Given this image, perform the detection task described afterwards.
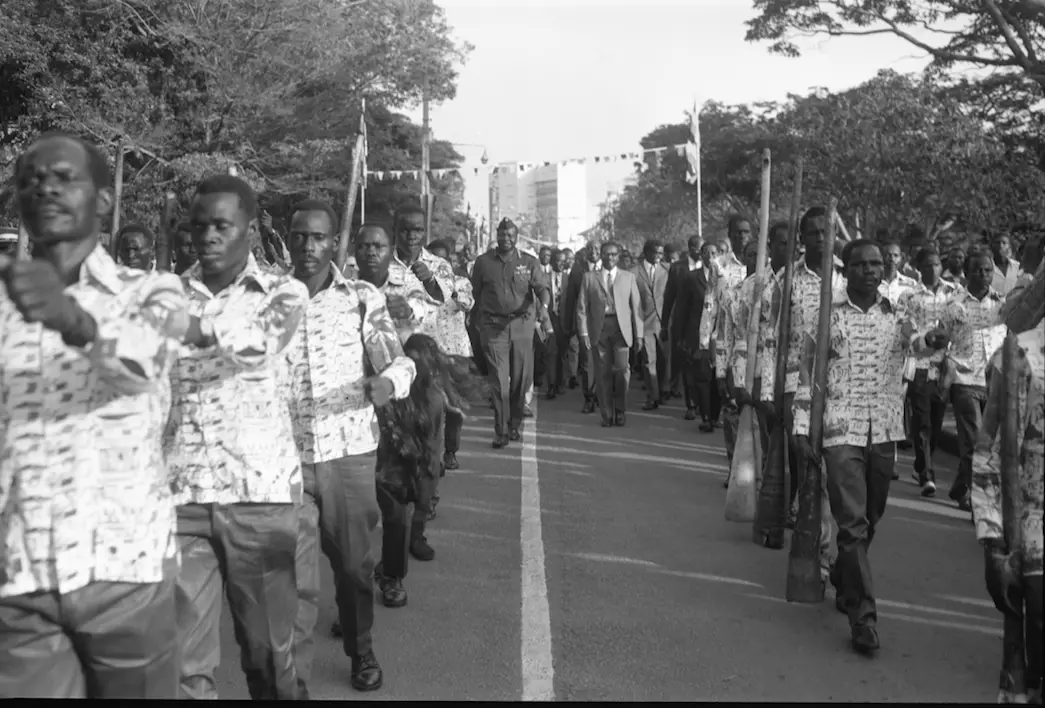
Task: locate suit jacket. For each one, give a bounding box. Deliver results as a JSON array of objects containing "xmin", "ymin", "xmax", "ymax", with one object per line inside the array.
[
  {"xmin": 576, "ymin": 268, "xmax": 643, "ymax": 349},
  {"xmin": 634, "ymin": 260, "xmax": 670, "ymax": 331},
  {"xmin": 562, "ymin": 260, "xmax": 594, "ymax": 337},
  {"xmin": 674, "ymin": 266, "xmax": 713, "ymax": 353},
  {"xmin": 663, "ymin": 257, "xmax": 697, "ymax": 336}
]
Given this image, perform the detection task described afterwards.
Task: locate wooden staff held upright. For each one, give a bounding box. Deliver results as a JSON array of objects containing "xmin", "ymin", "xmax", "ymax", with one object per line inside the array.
[
  {"xmin": 753, "ymin": 156, "xmax": 803, "ymax": 549},
  {"xmin": 786, "ymin": 196, "xmax": 838, "ymax": 603},
  {"xmin": 335, "ymin": 132, "xmax": 367, "ymax": 271},
  {"xmin": 155, "ymin": 192, "xmax": 177, "ymax": 272}
]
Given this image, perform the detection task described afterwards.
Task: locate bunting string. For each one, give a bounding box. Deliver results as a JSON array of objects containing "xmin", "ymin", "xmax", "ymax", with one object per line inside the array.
[{"xmin": 365, "ymin": 143, "xmax": 687, "ymax": 182}]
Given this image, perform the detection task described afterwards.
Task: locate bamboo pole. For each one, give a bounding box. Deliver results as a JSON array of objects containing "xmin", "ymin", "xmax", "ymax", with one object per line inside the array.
[
  {"xmin": 109, "ymin": 141, "xmax": 125, "ymax": 258},
  {"xmin": 156, "ymin": 192, "xmax": 177, "ymax": 272},
  {"xmin": 724, "ymin": 148, "xmax": 772, "ymax": 524},
  {"xmin": 17, "ymin": 224, "xmax": 30, "ymax": 261},
  {"xmin": 335, "ymin": 133, "xmax": 366, "ymax": 270},
  {"xmin": 786, "ymin": 196, "xmax": 838, "ymax": 603},
  {"xmin": 753, "ymin": 156, "xmax": 803, "ymax": 549}
]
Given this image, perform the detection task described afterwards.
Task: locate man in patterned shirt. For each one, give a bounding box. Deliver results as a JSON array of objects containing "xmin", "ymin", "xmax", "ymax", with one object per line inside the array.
[
  {"xmin": 0, "ymin": 133, "xmax": 190, "ymax": 698},
  {"xmin": 898, "ymin": 246, "xmax": 959, "ymax": 497},
  {"xmin": 284, "ymin": 200, "xmax": 416, "ymax": 694},
  {"xmin": 392, "ymin": 204, "xmax": 457, "ymax": 323},
  {"xmin": 938, "ymin": 249, "xmax": 1006, "ymax": 512},
  {"xmin": 356, "ymin": 225, "xmax": 433, "ymax": 343},
  {"xmin": 793, "ymin": 239, "xmax": 946, "ymax": 656},
  {"xmin": 165, "ymin": 175, "xmax": 309, "ymax": 699}
]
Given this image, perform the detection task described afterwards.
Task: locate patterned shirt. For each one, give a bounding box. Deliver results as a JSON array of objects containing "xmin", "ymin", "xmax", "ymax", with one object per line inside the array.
[
  {"xmin": 971, "ymin": 321, "xmax": 1044, "ymax": 577},
  {"xmin": 784, "ymin": 258, "xmax": 848, "ymax": 394},
  {"xmin": 714, "ymin": 274, "xmax": 746, "ymax": 379},
  {"xmin": 391, "ymin": 247, "xmax": 458, "ymax": 344},
  {"xmin": 897, "ymin": 279, "xmax": 959, "ymax": 380},
  {"xmin": 717, "ymin": 272, "xmax": 779, "ymax": 400},
  {"xmin": 793, "ymin": 294, "xmax": 922, "ymax": 448},
  {"xmin": 373, "ymin": 268, "xmax": 434, "ymax": 344},
  {"xmin": 164, "ymin": 254, "xmax": 309, "ymax": 506},
  {"xmin": 938, "ymin": 288, "xmax": 1006, "ymax": 388},
  {"xmin": 432, "ymin": 273, "xmax": 474, "ymax": 357},
  {"xmin": 1, "ymin": 246, "xmax": 189, "ymax": 598},
  {"xmin": 287, "ymin": 268, "xmax": 416, "ymax": 464},
  {"xmin": 878, "ymin": 271, "xmax": 919, "ymax": 306}
]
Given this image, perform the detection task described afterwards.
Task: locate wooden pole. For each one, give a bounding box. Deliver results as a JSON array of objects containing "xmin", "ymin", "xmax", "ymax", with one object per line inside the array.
[
  {"xmin": 109, "ymin": 140, "xmax": 125, "ymax": 258},
  {"xmin": 335, "ymin": 133, "xmax": 366, "ymax": 270},
  {"xmin": 156, "ymin": 192, "xmax": 177, "ymax": 272},
  {"xmin": 786, "ymin": 196, "xmax": 838, "ymax": 603},
  {"xmin": 725, "ymin": 148, "xmax": 772, "ymax": 524},
  {"xmin": 17, "ymin": 224, "xmax": 31, "ymax": 260},
  {"xmin": 753, "ymin": 156, "xmax": 804, "ymax": 549}
]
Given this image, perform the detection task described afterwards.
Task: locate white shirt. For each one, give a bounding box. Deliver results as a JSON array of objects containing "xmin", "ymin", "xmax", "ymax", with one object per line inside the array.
[{"xmin": 604, "ymin": 267, "xmax": 618, "ymax": 315}]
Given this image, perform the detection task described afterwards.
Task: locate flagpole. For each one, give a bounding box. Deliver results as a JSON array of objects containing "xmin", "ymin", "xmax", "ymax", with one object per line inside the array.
[
  {"xmin": 694, "ymin": 97, "xmax": 702, "ymax": 241},
  {"xmin": 360, "ymin": 99, "xmax": 367, "ymax": 225}
]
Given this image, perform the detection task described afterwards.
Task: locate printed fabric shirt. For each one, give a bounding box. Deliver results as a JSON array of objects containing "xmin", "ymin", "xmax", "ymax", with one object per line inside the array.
[
  {"xmin": 375, "ymin": 268, "xmax": 435, "ymax": 344},
  {"xmin": 971, "ymin": 320, "xmax": 1044, "ymax": 577},
  {"xmin": 784, "ymin": 258, "xmax": 848, "ymax": 395},
  {"xmin": 164, "ymin": 254, "xmax": 309, "ymax": 506},
  {"xmin": 390, "ymin": 248, "xmax": 458, "ymax": 345},
  {"xmin": 878, "ymin": 272, "xmax": 919, "ymax": 307},
  {"xmin": 431, "ymin": 273, "xmax": 474, "ymax": 357},
  {"xmin": 287, "ymin": 268, "xmax": 416, "ymax": 464},
  {"xmin": 793, "ymin": 294, "xmax": 924, "ymax": 448},
  {"xmin": 714, "ymin": 274, "xmax": 746, "ymax": 379},
  {"xmin": 897, "ymin": 279, "xmax": 959, "ymax": 381},
  {"xmin": 717, "ymin": 271, "xmax": 780, "ymax": 401},
  {"xmin": 1, "ymin": 245, "xmax": 189, "ymax": 598},
  {"xmin": 938, "ymin": 288, "xmax": 1006, "ymax": 389}
]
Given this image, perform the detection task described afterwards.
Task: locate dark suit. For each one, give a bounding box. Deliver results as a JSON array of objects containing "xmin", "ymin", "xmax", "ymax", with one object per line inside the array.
[
  {"xmin": 634, "ymin": 260, "xmax": 670, "ymax": 404},
  {"xmin": 576, "ymin": 268, "xmax": 643, "ymax": 421},
  {"xmin": 563, "ymin": 260, "xmax": 598, "ymax": 404},
  {"xmin": 662, "ymin": 258, "xmax": 696, "ymax": 406},
  {"xmin": 674, "ymin": 265, "xmax": 720, "ymax": 422}
]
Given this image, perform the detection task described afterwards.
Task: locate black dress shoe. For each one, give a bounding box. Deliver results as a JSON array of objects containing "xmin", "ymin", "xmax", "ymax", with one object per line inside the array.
[
  {"xmin": 547, "ymin": 390, "xmax": 557, "ymax": 400},
  {"xmin": 698, "ymin": 420, "xmax": 714, "ymax": 433},
  {"xmin": 614, "ymin": 410, "xmax": 626, "ymax": 426},
  {"xmin": 523, "ymin": 407, "xmax": 534, "ymax": 418},
  {"xmin": 351, "ymin": 649, "xmax": 383, "ymax": 691},
  {"xmin": 642, "ymin": 401, "xmax": 659, "ymax": 411},
  {"xmin": 379, "ymin": 575, "xmax": 407, "ymax": 608},
  {"xmin": 444, "ymin": 452, "xmax": 459, "ymax": 470},
  {"xmin": 568, "ymin": 377, "xmax": 578, "ymax": 389},
  {"xmin": 659, "ymin": 390, "xmax": 671, "ymax": 401},
  {"xmin": 851, "ymin": 625, "xmax": 880, "ymax": 654},
  {"xmin": 581, "ymin": 400, "xmax": 595, "ymax": 414},
  {"xmin": 601, "ymin": 417, "xmax": 613, "ymax": 427},
  {"xmin": 410, "ymin": 535, "xmax": 435, "ymax": 561},
  {"xmin": 683, "ymin": 408, "xmax": 697, "ymax": 421},
  {"xmin": 509, "ymin": 428, "xmax": 522, "ymax": 442},
  {"xmin": 492, "ymin": 435, "xmax": 509, "ymax": 449}
]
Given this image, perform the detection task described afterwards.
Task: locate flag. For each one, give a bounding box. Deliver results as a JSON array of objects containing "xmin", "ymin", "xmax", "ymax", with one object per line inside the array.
[{"xmin": 684, "ymin": 99, "xmax": 701, "ymax": 185}]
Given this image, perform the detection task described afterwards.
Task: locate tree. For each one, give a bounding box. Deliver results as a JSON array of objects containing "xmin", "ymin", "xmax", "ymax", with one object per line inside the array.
[{"xmin": 745, "ymin": 0, "xmax": 1045, "ymax": 90}]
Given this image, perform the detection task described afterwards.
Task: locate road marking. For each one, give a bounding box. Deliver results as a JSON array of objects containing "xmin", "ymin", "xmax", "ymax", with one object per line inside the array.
[
  {"xmin": 893, "ymin": 515, "xmax": 968, "ymax": 531},
  {"xmin": 563, "ymin": 552, "xmax": 765, "ymax": 587},
  {"xmin": 937, "ymin": 594, "xmax": 997, "ymax": 610},
  {"xmin": 656, "ymin": 569, "xmax": 765, "ymax": 588},
  {"xmin": 875, "ymin": 598, "xmax": 997, "ymax": 622},
  {"xmin": 440, "ymin": 501, "xmax": 515, "ymax": 517},
  {"xmin": 888, "ymin": 496, "xmax": 971, "ymax": 521},
  {"xmin": 520, "ymin": 401, "xmax": 555, "ymax": 701},
  {"xmin": 566, "ymin": 552, "xmax": 663, "ymax": 567}
]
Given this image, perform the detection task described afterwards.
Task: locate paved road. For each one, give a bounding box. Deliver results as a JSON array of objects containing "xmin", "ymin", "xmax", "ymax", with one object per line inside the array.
[{"xmin": 214, "ymin": 385, "xmax": 1000, "ymax": 701}]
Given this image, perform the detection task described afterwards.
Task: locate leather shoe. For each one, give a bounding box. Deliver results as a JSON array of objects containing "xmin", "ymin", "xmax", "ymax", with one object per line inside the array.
[
  {"xmin": 444, "ymin": 452, "xmax": 459, "ymax": 470},
  {"xmin": 684, "ymin": 408, "xmax": 697, "ymax": 421},
  {"xmin": 601, "ymin": 417, "xmax": 613, "ymax": 427},
  {"xmin": 614, "ymin": 410, "xmax": 626, "ymax": 426},
  {"xmin": 509, "ymin": 428, "xmax": 522, "ymax": 442},
  {"xmin": 851, "ymin": 624, "xmax": 880, "ymax": 654},
  {"xmin": 351, "ymin": 649, "xmax": 383, "ymax": 692},
  {"xmin": 581, "ymin": 400, "xmax": 595, "ymax": 414},
  {"xmin": 642, "ymin": 401, "xmax": 659, "ymax": 411},
  {"xmin": 492, "ymin": 435, "xmax": 509, "ymax": 449},
  {"xmin": 410, "ymin": 535, "xmax": 435, "ymax": 561},
  {"xmin": 379, "ymin": 575, "xmax": 407, "ymax": 608}
]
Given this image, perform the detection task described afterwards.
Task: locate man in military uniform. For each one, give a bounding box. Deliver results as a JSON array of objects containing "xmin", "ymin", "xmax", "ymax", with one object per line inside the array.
[{"xmin": 471, "ymin": 218, "xmax": 553, "ymax": 448}]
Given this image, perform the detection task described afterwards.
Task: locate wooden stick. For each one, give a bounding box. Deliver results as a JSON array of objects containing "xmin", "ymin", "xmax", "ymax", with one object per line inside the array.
[
  {"xmin": 335, "ymin": 133, "xmax": 366, "ymax": 270},
  {"xmin": 725, "ymin": 148, "xmax": 771, "ymax": 524},
  {"xmin": 753, "ymin": 156, "xmax": 803, "ymax": 549},
  {"xmin": 156, "ymin": 192, "xmax": 177, "ymax": 272},
  {"xmin": 109, "ymin": 141, "xmax": 125, "ymax": 258},
  {"xmin": 17, "ymin": 223, "xmax": 31, "ymax": 260},
  {"xmin": 786, "ymin": 196, "xmax": 838, "ymax": 603}
]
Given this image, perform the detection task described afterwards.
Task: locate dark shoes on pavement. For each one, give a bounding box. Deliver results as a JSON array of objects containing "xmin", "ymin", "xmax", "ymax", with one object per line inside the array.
[
  {"xmin": 492, "ymin": 435, "xmax": 509, "ymax": 448},
  {"xmin": 642, "ymin": 401, "xmax": 659, "ymax": 411},
  {"xmin": 410, "ymin": 534, "xmax": 435, "ymax": 562},
  {"xmin": 614, "ymin": 410, "xmax": 626, "ymax": 426},
  {"xmin": 581, "ymin": 399, "xmax": 596, "ymax": 414},
  {"xmin": 351, "ymin": 649, "xmax": 383, "ymax": 691},
  {"xmin": 374, "ymin": 563, "xmax": 408, "ymax": 608},
  {"xmin": 851, "ymin": 625, "xmax": 880, "ymax": 655},
  {"xmin": 509, "ymin": 427, "xmax": 522, "ymax": 442}
]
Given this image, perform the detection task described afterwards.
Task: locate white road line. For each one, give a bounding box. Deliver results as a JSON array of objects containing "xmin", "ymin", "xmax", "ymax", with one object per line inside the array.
[
  {"xmin": 893, "ymin": 515, "xmax": 968, "ymax": 531},
  {"xmin": 520, "ymin": 400, "xmax": 555, "ymax": 701},
  {"xmin": 565, "ymin": 552, "xmax": 663, "ymax": 568},
  {"xmin": 888, "ymin": 496, "xmax": 972, "ymax": 521},
  {"xmin": 937, "ymin": 594, "xmax": 997, "ymax": 610}
]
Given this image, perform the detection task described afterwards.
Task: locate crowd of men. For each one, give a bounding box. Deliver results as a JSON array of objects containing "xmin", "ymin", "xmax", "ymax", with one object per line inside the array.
[{"xmin": 0, "ymin": 130, "xmax": 1042, "ymax": 701}]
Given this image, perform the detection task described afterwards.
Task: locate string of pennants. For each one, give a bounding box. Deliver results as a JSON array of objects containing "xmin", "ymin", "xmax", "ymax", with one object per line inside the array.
[{"xmin": 366, "ymin": 143, "xmax": 688, "ymax": 181}]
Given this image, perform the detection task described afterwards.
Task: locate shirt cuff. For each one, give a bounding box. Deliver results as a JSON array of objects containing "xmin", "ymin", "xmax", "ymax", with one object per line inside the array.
[{"xmin": 383, "ymin": 355, "xmax": 417, "ymax": 401}]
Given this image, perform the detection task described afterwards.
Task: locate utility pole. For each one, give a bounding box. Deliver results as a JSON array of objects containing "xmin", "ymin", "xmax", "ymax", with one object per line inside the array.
[{"xmin": 421, "ymin": 75, "xmax": 432, "ymax": 245}]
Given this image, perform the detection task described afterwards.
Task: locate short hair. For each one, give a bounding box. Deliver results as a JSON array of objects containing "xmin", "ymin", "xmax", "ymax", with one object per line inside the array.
[
  {"xmin": 914, "ymin": 246, "xmax": 940, "ymax": 267},
  {"xmin": 427, "ymin": 239, "xmax": 451, "ymax": 254},
  {"xmin": 194, "ymin": 174, "xmax": 258, "ymax": 219},
  {"xmin": 175, "ymin": 221, "xmax": 193, "ymax": 234},
  {"xmin": 394, "ymin": 204, "xmax": 426, "ymax": 224},
  {"xmin": 727, "ymin": 215, "xmax": 749, "ymax": 235},
  {"xmin": 686, "ymin": 235, "xmax": 702, "ymax": 249},
  {"xmin": 769, "ymin": 221, "xmax": 789, "ymax": 243},
  {"xmin": 117, "ymin": 222, "xmax": 155, "ymax": 246},
  {"xmin": 539, "ymin": 245, "xmax": 552, "ymax": 255},
  {"xmin": 841, "ymin": 238, "xmax": 880, "ymax": 268},
  {"xmin": 356, "ymin": 222, "xmax": 391, "ymax": 244},
  {"xmin": 799, "ymin": 206, "xmax": 827, "ymax": 234},
  {"xmin": 964, "ymin": 246, "xmax": 993, "ymax": 273},
  {"xmin": 288, "ymin": 199, "xmax": 339, "ymax": 235},
  {"xmin": 643, "ymin": 238, "xmax": 664, "ymax": 256},
  {"xmin": 601, "ymin": 240, "xmax": 622, "ymax": 254},
  {"xmin": 664, "ymin": 243, "xmax": 679, "ymax": 256},
  {"xmin": 16, "ymin": 131, "xmax": 112, "ymax": 190}
]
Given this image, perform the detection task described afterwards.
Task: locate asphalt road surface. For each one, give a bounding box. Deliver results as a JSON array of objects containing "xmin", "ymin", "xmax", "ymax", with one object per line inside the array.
[{"xmin": 214, "ymin": 385, "xmax": 1001, "ymax": 702}]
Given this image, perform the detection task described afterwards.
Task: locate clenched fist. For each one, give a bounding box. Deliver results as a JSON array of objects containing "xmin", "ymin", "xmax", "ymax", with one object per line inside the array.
[{"xmin": 0, "ymin": 255, "xmax": 93, "ymax": 342}]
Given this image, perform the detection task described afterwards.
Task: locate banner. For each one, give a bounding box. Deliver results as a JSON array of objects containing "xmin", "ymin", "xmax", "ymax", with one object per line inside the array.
[{"xmin": 366, "ymin": 143, "xmax": 688, "ymax": 182}]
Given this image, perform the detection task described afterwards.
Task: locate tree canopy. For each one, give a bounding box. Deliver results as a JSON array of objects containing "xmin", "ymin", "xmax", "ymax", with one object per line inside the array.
[{"xmin": 0, "ymin": 0, "xmax": 474, "ymax": 242}]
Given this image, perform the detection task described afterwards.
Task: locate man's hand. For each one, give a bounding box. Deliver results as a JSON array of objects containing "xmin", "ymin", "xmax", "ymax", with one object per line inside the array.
[
  {"xmin": 386, "ymin": 294, "xmax": 413, "ymax": 320},
  {"xmin": 411, "ymin": 260, "xmax": 434, "ymax": 283},
  {"xmin": 0, "ymin": 256, "xmax": 89, "ymax": 337},
  {"xmin": 260, "ymin": 210, "xmax": 274, "ymax": 232},
  {"xmin": 542, "ymin": 320, "xmax": 555, "ymax": 338},
  {"xmin": 793, "ymin": 434, "xmax": 821, "ymax": 470},
  {"xmin": 924, "ymin": 328, "xmax": 950, "ymax": 350},
  {"xmin": 716, "ymin": 378, "xmax": 731, "ymax": 403},
  {"xmin": 365, "ymin": 375, "xmax": 395, "ymax": 407},
  {"xmin": 983, "ymin": 542, "xmax": 1023, "ymax": 618}
]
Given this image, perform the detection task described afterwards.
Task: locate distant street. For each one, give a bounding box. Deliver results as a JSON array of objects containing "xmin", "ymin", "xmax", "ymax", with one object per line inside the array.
[{"xmin": 215, "ymin": 387, "xmax": 1001, "ymax": 702}]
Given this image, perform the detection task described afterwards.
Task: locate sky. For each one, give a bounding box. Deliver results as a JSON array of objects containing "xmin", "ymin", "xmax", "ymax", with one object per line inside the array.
[{"xmin": 410, "ymin": 0, "xmax": 939, "ymax": 169}]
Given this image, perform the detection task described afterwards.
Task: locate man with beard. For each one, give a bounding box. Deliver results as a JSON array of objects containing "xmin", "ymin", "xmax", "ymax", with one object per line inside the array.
[
  {"xmin": 116, "ymin": 223, "xmax": 156, "ymax": 270},
  {"xmin": 165, "ymin": 175, "xmax": 309, "ymax": 699},
  {"xmin": 794, "ymin": 239, "xmax": 946, "ymax": 655},
  {"xmin": 173, "ymin": 222, "xmax": 198, "ymax": 275},
  {"xmin": 662, "ymin": 234, "xmax": 703, "ymax": 412},
  {"xmin": 563, "ymin": 244, "xmax": 601, "ymax": 412},
  {"xmin": 0, "ymin": 132, "xmax": 189, "ymax": 698},
  {"xmin": 471, "ymin": 218, "xmax": 553, "ymax": 447},
  {"xmin": 285, "ymin": 200, "xmax": 415, "ymax": 694}
]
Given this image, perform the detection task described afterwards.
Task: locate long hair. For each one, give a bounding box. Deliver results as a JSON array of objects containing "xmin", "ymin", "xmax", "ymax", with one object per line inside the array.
[{"xmin": 376, "ymin": 334, "xmax": 489, "ymax": 500}]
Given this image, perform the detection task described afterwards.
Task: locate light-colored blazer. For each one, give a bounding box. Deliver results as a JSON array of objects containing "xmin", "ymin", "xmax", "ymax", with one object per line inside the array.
[
  {"xmin": 576, "ymin": 268, "xmax": 643, "ymax": 349},
  {"xmin": 634, "ymin": 260, "xmax": 669, "ymax": 331}
]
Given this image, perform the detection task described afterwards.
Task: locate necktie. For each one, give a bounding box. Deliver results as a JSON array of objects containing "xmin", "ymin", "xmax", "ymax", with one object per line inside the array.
[{"xmin": 606, "ymin": 270, "xmax": 614, "ymax": 293}]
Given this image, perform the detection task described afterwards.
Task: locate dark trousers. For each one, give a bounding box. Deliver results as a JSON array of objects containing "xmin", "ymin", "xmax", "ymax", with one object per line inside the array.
[
  {"xmin": 686, "ymin": 353, "xmax": 719, "ymax": 420},
  {"xmin": 578, "ymin": 338, "xmax": 598, "ymax": 402},
  {"xmin": 0, "ymin": 565, "xmax": 179, "ymax": 699},
  {"xmin": 670, "ymin": 334, "xmax": 686, "ymax": 394},
  {"xmin": 174, "ymin": 503, "xmax": 302, "ymax": 700},
  {"xmin": 950, "ymin": 383, "xmax": 987, "ymax": 499},
  {"xmin": 468, "ymin": 319, "xmax": 488, "ymax": 377},
  {"xmin": 445, "ymin": 407, "xmax": 464, "ymax": 456},
  {"xmin": 907, "ymin": 370, "xmax": 948, "ymax": 483},
  {"xmin": 594, "ymin": 315, "xmax": 631, "ymax": 419},
  {"xmin": 640, "ymin": 331, "xmax": 664, "ymax": 404},
  {"xmin": 375, "ymin": 475, "xmax": 438, "ymax": 581},
  {"xmin": 481, "ymin": 316, "xmax": 536, "ymax": 436},
  {"xmin": 293, "ymin": 454, "xmax": 380, "ymax": 688},
  {"xmin": 823, "ymin": 442, "xmax": 895, "ymax": 629}
]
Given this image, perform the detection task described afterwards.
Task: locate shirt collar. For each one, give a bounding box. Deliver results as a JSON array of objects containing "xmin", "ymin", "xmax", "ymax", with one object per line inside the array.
[
  {"xmin": 605, "ymin": 266, "xmax": 618, "ymax": 278},
  {"xmin": 183, "ymin": 252, "xmax": 269, "ymax": 297},
  {"xmin": 840, "ymin": 291, "xmax": 893, "ymax": 314},
  {"xmin": 76, "ymin": 244, "xmax": 125, "ymax": 295}
]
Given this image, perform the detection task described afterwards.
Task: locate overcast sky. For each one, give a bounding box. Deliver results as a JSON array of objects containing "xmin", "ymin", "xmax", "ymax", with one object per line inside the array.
[{"xmin": 408, "ymin": 0, "xmax": 940, "ymax": 168}]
